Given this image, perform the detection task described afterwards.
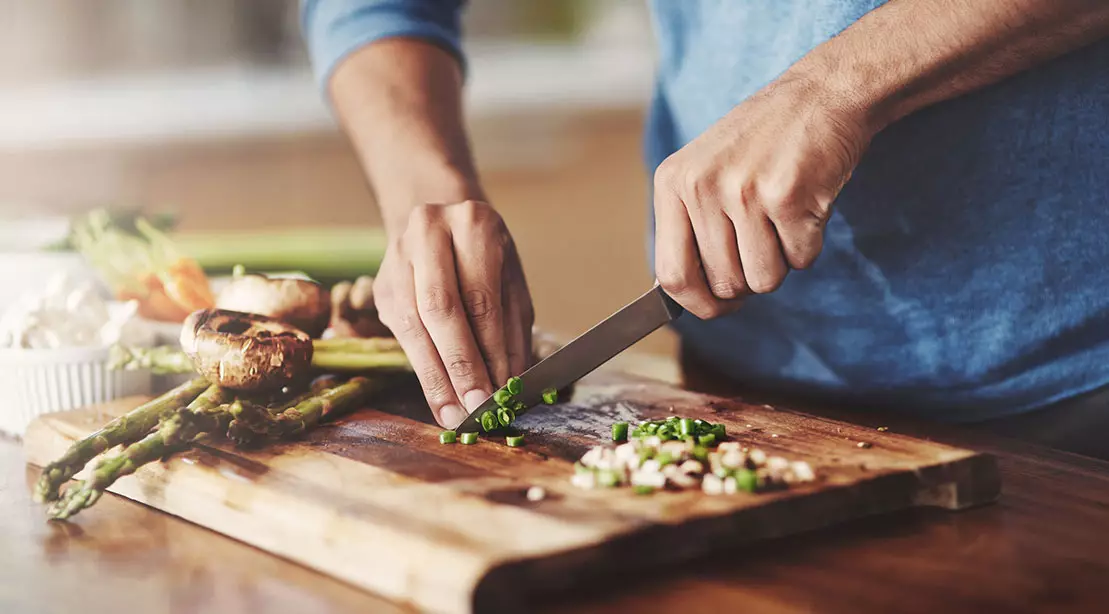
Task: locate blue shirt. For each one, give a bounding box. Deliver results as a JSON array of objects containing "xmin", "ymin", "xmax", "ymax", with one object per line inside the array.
[{"xmin": 302, "ymin": 0, "xmax": 1109, "ymax": 423}]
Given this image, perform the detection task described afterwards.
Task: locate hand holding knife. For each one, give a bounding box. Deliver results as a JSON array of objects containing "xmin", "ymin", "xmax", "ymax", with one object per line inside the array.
[{"xmin": 454, "ymin": 283, "xmax": 683, "ymax": 432}]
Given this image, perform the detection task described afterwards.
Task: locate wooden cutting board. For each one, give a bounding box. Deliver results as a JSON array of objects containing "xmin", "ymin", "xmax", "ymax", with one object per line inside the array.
[{"xmin": 22, "ymin": 371, "xmax": 1000, "ymax": 614}]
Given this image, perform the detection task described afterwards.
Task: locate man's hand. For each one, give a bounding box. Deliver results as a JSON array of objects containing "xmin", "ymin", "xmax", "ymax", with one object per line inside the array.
[
  {"xmin": 374, "ymin": 200, "xmax": 534, "ymax": 428},
  {"xmin": 652, "ymin": 75, "xmax": 872, "ymax": 319}
]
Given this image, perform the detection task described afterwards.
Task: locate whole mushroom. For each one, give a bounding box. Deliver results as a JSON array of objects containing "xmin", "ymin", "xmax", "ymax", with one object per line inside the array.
[
  {"xmin": 327, "ymin": 275, "xmax": 391, "ymax": 338},
  {"xmin": 215, "ymin": 273, "xmax": 331, "ymax": 338},
  {"xmin": 180, "ymin": 309, "xmax": 313, "ymax": 392}
]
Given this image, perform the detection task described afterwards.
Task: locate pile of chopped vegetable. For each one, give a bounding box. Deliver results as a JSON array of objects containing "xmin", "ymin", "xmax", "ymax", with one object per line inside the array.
[
  {"xmin": 573, "ymin": 418, "xmax": 816, "ymax": 496},
  {"xmin": 612, "ymin": 416, "xmax": 726, "ymax": 446}
]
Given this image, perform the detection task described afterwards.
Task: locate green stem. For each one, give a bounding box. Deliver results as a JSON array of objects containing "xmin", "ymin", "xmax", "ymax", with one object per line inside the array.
[
  {"xmin": 309, "ymin": 351, "xmax": 410, "ymax": 372},
  {"xmin": 33, "ymin": 378, "xmax": 209, "ymax": 503},
  {"xmin": 228, "ymin": 376, "xmax": 384, "ymax": 445},
  {"xmin": 47, "ymin": 385, "xmax": 234, "ymax": 521},
  {"xmin": 108, "ymin": 344, "xmax": 412, "ymax": 375},
  {"xmin": 313, "ymin": 337, "xmax": 402, "ymax": 354}
]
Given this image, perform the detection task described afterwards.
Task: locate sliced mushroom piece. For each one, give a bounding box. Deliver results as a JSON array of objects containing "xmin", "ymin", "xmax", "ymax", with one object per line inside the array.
[{"xmin": 180, "ymin": 309, "xmax": 313, "ymax": 392}]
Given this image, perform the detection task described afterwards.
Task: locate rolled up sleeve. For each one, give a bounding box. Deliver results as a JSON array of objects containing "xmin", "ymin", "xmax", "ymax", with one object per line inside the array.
[{"xmin": 300, "ymin": 0, "xmax": 466, "ymax": 92}]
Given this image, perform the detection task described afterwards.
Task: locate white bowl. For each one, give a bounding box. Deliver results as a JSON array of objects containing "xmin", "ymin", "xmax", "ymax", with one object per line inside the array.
[{"xmin": 0, "ymin": 345, "xmax": 153, "ymax": 438}]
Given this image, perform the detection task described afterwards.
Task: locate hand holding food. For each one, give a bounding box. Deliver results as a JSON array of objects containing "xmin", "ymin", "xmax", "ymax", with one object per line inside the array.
[{"xmin": 373, "ymin": 200, "xmax": 534, "ymax": 428}]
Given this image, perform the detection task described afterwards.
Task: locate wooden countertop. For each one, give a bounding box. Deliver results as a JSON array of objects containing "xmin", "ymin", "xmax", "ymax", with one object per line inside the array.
[{"xmin": 4, "ymin": 360, "xmax": 1109, "ymax": 614}]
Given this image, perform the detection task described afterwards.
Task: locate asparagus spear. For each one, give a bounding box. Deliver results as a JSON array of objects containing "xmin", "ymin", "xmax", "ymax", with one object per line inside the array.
[
  {"xmin": 108, "ymin": 344, "xmax": 194, "ymax": 374},
  {"xmin": 107, "ymin": 344, "xmax": 411, "ymax": 374},
  {"xmin": 309, "ymin": 351, "xmax": 410, "ymax": 371},
  {"xmin": 313, "ymin": 337, "xmax": 402, "ymax": 353},
  {"xmin": 228, "ymin": 376, "xmax": 382, "ymax": 445},
  {"xmin": 33, "ymin": 378, "xmax": 210, "ymax": 503},
  {"xmin": 47, "ymin": 385, "xmax": 234, "ymax": 520}
]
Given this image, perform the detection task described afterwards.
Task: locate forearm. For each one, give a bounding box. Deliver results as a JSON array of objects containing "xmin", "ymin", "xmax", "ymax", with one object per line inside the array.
[
  {"xmin": 792, "ymin": 0, "xmax": 1109, "ymax": 133},
  {"xmin": 329, "ymin": 39, "xmax": 484, "ymax": 236}
]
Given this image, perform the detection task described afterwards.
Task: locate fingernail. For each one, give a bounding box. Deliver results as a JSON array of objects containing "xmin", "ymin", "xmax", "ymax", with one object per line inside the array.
[
  {"xmin": 440, "ymin": 404, "xmax": 468, "ymax": 429},
  {"xmin": 463, "ymin": 389, "xmax": 488, "ymax": 411}
]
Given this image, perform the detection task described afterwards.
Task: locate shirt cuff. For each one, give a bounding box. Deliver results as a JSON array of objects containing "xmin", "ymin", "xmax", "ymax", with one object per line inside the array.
[{"xmin": 300, "ymin": 0, "xmax": 466, "ymax": 96}]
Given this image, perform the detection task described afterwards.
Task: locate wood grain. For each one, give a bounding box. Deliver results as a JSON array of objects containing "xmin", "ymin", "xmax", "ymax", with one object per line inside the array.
[{"xmin": 21, "ymin": 372, "xmax": 999, "ymax": 613}]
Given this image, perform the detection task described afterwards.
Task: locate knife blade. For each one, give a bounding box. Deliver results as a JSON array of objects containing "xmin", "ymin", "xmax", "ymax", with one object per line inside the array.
[{"xmin": 454, "ymin": 283, "xmax": 683, "ymax": 433}]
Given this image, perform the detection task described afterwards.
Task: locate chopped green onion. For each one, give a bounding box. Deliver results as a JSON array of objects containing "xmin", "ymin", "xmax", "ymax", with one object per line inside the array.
[
  {"xmin": 493, "ymin": 388, "xmax": 513, "ymax": 406},
  {"xmin": 612, "ymin": 422, "xmax": 629, "ymax": 441},
  {"xmin": 574, "ymin": 462, "xmax": 591, "ymax": 474},
  {"xmin": 712, "ymin": 424, "xmax": 727, "ymax": 439},
  {"xmin": 541, "ymin": 387, "xmax": 558, "ymax": 405},
  {"xmin": 630, "ymin": 427, "xmax": 644, "ymax": 439},
  {"xmin": 439, "ymin": 430, "xmax": 457, "ymax": 444},
  {"xmin": 460, "ymin": 432, "xmax": 478, "ymax": 445},
  {"xmin": 632, "ymin": 485, "xmax": 655, "ymax": 495},
  {"xmin": 657, "ymin": 425, "xmax": 674, "ymax": 440},
  {"xmin": 679, "ymin": 418, "xmax": 695, "ymax": 436},
  {"xmin": 735, "ymin": 469, "xmax": 758, "ymax": 492},
  {"xmin": 506, "ymin": 434, "xmax": 525, "ymax": 448},
  {"xmin": 513, "ymin": 400, "xmax": 527, "ymax": 413},
  {"xmin": 597, "ymin": 470, "xmax": 619, "ymax": 488},
  {"xmin": 506, "ymin": 376, "xmax": 522, "ymax": 395},
  {"xmin": 497, "ymin": 407, "xmax": 516, "ymax": 427},
  {"xmin": 480, "ymin": 411, "xmax": 498, "ymax": 432},
  {"xmin": 698, "ymin": 433, "xmax": 716, "ymax": 446},
  {"xmin": 638, "ymin": 448, "xmax": 655, "ymax": 464},
  {"xmin": 691, "ymin": 445, "xmax": 709, "ymax": 462},
  {"xmin": 646, "ymin": 423, "xmax": 659, "ymax": 435},
  {"xmin": 656, "ymin": 452, "xmax": 674, "ymax": 467}
]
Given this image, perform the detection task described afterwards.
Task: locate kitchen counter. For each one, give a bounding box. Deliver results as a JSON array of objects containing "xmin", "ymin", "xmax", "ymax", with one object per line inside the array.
[{"xmin": 4, "ymin": 356, "xmax": 1109, "ymax": 614}]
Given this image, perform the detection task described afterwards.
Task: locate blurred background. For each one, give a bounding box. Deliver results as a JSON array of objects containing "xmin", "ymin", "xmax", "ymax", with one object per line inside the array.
[{"xmin": 0, "ymin": 0, "xmax": 676, "ymax": 368}]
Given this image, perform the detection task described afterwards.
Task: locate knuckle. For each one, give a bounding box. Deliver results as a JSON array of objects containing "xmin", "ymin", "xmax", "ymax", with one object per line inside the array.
[
  {"xmin": 453, "ymin": 199, "xmax": 490, "ymax": 227},
  {"xmin": 788, "ymin": 245, "xmax": 820, "ymax": 270},
  {"xmin": 419, "ymin": 286, "xmax": 460, "ymax": 320},
  {"xmin": 726, "ymin": 180, "xmax": 759, "ymax": 216},
  {"xmin": 758, "ymin": 181, "xmax": 804, "ymax": 221},
  {"xmin": 463, "ymin": 287, "xmax": 498, "ymax": 321},
  {"xmin": 656, "ymin": 264, "xmax": 692, "ymax": 296},
  {"xmin": 421, "ymin": 374, "xmax": 455, "ymax": 406},
  {"xmin": 390, "ymin": 310, "xmax": 424, "ymax": 337},
  {"xmin": 444, "ymin": 355, "xmax": 479, "ymax": 381},
  {"xmin": 709, "ymin": 280, "xmax": 742, "ymax": 300},
  {"xmin": 685, "ymin": 174, "xmax": 720, "ymax": 209},
  {"xmin": 653, "ymin": 157, "xmax": 679, "ymax": 190},
  {"xmin": 748, "ymin": 273, "xmax": 784, "ymax": 294},
  {"xmin": 407, "ymin": 204, "xmax": 440, "ymax": 232}
]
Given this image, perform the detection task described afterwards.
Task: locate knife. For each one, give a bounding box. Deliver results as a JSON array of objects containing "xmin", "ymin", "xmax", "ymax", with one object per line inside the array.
[{"xmin": 454, "ymin": 283, "xmax": 683, "ymax": 433}]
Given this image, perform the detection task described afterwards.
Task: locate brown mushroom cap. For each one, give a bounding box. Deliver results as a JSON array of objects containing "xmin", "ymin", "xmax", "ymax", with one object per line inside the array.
[
  {"xmin": 180, "ymin": 309, "xmax": 313, "ymax": 392},
  {"xmin": 215, "ymin": 274, "xmax": 331, "ymax": 338}
]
